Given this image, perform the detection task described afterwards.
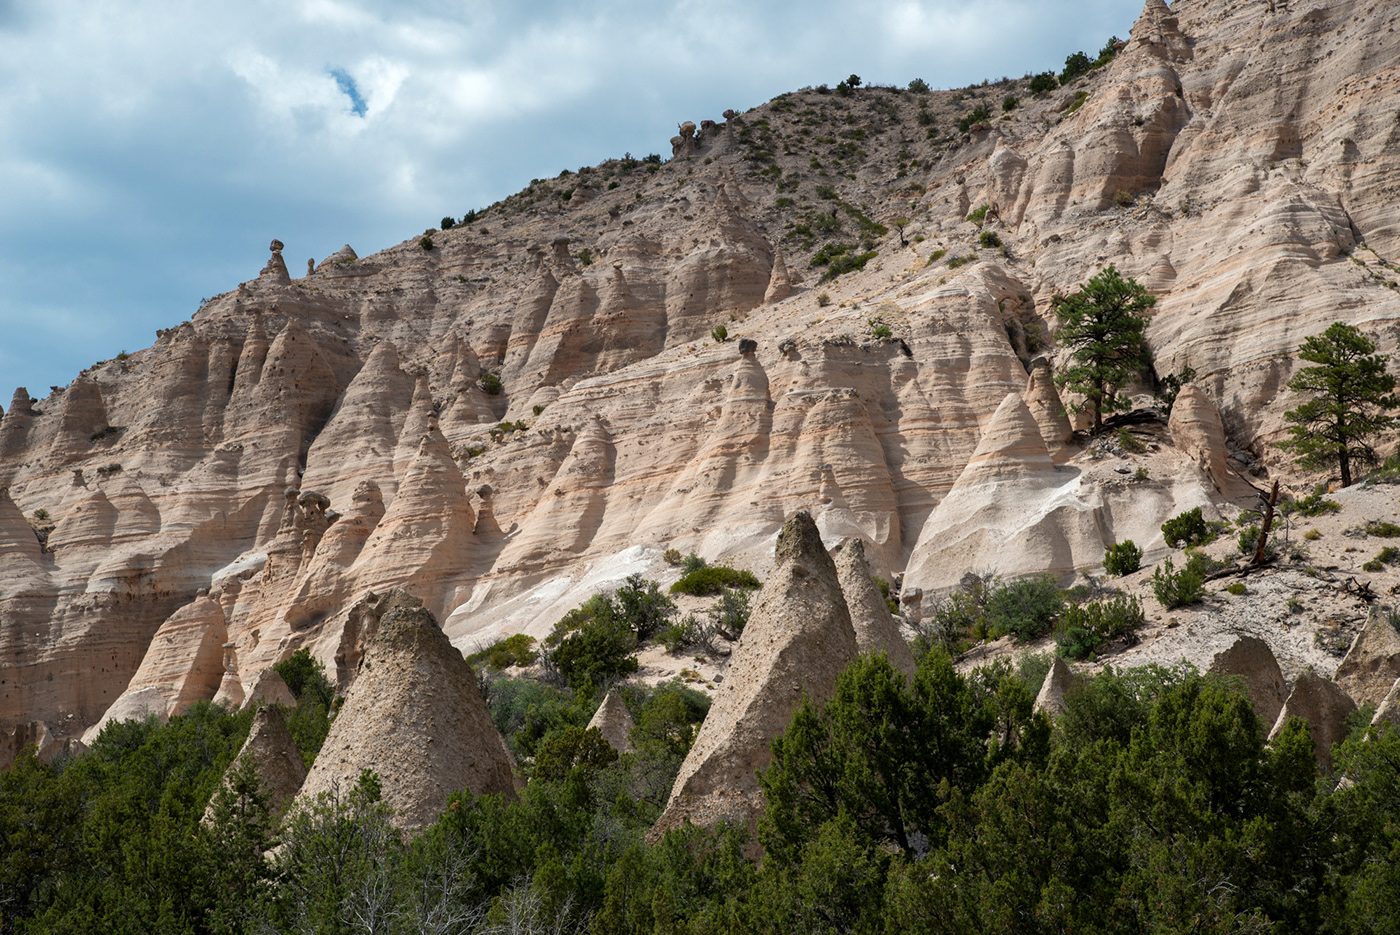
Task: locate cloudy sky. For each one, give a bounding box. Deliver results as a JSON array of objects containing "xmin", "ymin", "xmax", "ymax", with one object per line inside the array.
[{"xmin": 0, "ymin": 0, "xmax": 1143, "ymax": 396}]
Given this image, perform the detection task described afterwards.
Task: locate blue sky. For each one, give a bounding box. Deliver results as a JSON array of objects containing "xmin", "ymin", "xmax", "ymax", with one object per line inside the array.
[{"xmin": 0, "ymin": 0, "xmax": 1144, "ymax": 397}]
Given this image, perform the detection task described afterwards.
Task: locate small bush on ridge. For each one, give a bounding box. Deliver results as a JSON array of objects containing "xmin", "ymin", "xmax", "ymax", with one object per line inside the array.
[{"xmin": 1103, "ymin": 540, "xmax": 1142, "ymax": 576}]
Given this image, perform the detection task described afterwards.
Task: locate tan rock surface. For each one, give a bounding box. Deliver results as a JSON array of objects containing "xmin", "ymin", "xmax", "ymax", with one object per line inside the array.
[
  {"xmin": 1268, "ymin": 669, "xmax": 1357, "ymax": 772},
  {"xmin": 242, "ymin": 668, "xmax": 298, "ymax": 709},
  {"xmin": 651, "ymin": 511, "xmax": 858, "ymax": 839},
  {"xmin": 587, "ymin": 690, "xmax": 636, "ymax": 754},
  {"xmin": 1335, "ymin": 609, "xmax": 1400, "ymax": 709},
  {"xmin": 1372, "ymin": 679, "xmax": 1400, "ymax": 729},
  {"xmin": 207, "ymin": 704, "xmax": 306, "ymax": 821},
  {"xmin": 1208, "ymin": 635, "xmax": 1287, "ymax": 726},
  {"xmin": 296, "ymin": 591, "xmax": 515, "ymax": 830},
  {"xmin": 831, "ymin": 537, "xmax": 915, "ymax": 677},
  {"xmin": 7, "ymin": 0, "xmax": 1400, "ymax": 760},
  {"xmin": 1034, "ymin": 656, "xmax": 1078, "ymax": 718}
]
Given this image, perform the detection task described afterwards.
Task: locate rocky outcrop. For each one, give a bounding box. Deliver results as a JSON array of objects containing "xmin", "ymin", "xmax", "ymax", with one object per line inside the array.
[
  {"xmin": 651, "ymin": 512, "xmax": 858, "ymax": 838},
  {"xmin": 1208, "ymin": 636, "xmax": 1288, "ymax": 726},
  {"xmin": 295, "ymin": 591, "xmax": 515, "ymax": 830},
  {"xmin": 242, "ymin": 668, "xmax": 298, "ymax": 709},
  {"xmin": 587, "ymin": 690, "xmax": 635, "ymax": 754},
  {"xmin": 1372, "ymin": 678, "xmax": 1400, "ymax": 729},
  {"xmin": 1268, "ymin": 670, "xmax": 1357, "ymax": 772},
  {"xmin": 206, "ymin": 704, "xmax": 306, "ymax": 821},
  {"xmin": 763, "ymin": 244, "xmax": 792, "ymax": 304},
  {"xmin": 1022, "ymin": 358, "xmax": 1072, "ymax": 462},
  {"xmin": 1168, "ymin": 386, "xmax": 1240, "ymax": 496},
  {"xmin": 1335, "ymin": 609, "xmax": 1400, "ymax": 708},
  {"xmin": 1034, "ymin": 656, "xmax": 1078, "ymax": 717},
  {"xmin": 831, "ymin": 537, "xmax": 915, "ymax": 677}
]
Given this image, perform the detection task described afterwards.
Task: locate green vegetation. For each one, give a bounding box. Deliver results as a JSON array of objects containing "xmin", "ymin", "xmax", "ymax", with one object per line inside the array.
[
  {"xmin": 1028, "ymin": 71, "xmax": 1058, "ymax": 94},
  {"xmin": 977, "ymin": 230, "xmax": 1001, "ymax": 249},
  {"xmin": 1287, "ymin": 486, "xmax": 1342, "ymax": 517},
  {"xmin": 1280, "ymin": 322, "xmax": 1398, "ymax": 486},
  {"xmin": 907, "ymin": 77, "xmax": 930, "ymax": 93},
  {"xmin": 1155, "ymin": 362, "xmax": 1197, "ymax": 413},
  {"xmin": 946, "ymin": 254, "xmax": 974, "ymax": 269},
  {"xmin": 816, "ymin": 291, "xmax": 832, "ymax": 307},
  {"xmin": 478, "ymin": 371, "xmax": 502, "ymax": 395},
  {"xmin": 1065, "ymin": 89, "xmax": 1090, "ymax": 114},
  {"xmin": 419, "ymin": 234, "xmax": 434, "ymax": 250},
  {"xmin": 1103, "ymin": 539, "xmax": 1142, "ymax": 576},
  {"xmin": 965, "ymin": 204, "xmax": 989, "ymax": 226},
  {"xmin": 269, "ymin": 649, "xmax": 337, "ymax": 767},
  {"xmin": 1151, "ymin": 553, "xmax": 1208, "ymax": 608},
  {"xmin": 1056, "ymin": 593, "xmax": 1145, "ymax": 659},
  {"xmin": 532, "ymin": 403, "xmax": 546, "ymax": 416},
  {"xmin": 670, "ymin": 565, "xmax": 762, "ymax": 596},
  {"xmin": 1060, "ymin": 50, "xmax": 1093, "ymax": 83},
  {"xmin": 1002, "ymin": 94, "xmax": 1019, "ymax": 112},
  {"xmin": 868, "ymin": 318, "xmax": 892, "ymax": 339},
  {"xmin": 1367, "ymin": 520, "xmax": 1400, "ymax": 537},
  {"xmin": 711, "ymin": 324, "xmax": 728, "ymax": 343},
  {"xmin": 543, "ymin": 575, "xmax": 677, "ymax": 690},
  {"xmin": 1227, "ymin": 582, "xmax": 1248, "ymax": 596},
  {"xmin": 1052, "ymin": 265, "xmax": 1154, "ymax": 433},
  {"xmin": 13, "ymin": 648, "xmax": 1400, "ymax": 933},
  {"xmin": 1161, "ymin": 506, "xmax": 1224, "ymax": 548},
  {"xmin": 1116, "ymin": 426, "xmax": 1145, "ymax": 453},
  {"xmin": 982, "ymin": 573, "xmax": 1065, "ymax": 642},
  {"xmin": 957, "ymin": 107, "xmax": 991, "ymax": 133},
  {"xmin": 467, "ymin": 633, "xmax": 539, "ymax": 671},
  {"xmin": 927, "ymin": 248, "xmax": 947, "ymax": 262}
]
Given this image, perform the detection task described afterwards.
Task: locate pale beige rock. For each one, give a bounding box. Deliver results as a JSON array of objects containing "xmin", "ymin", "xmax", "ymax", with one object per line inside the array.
[
  {"xmin": 763, "ymin": 244, "xmax": 792, "ymax": 304},
  {"xmin": 243, "ymin": 668, "xmax": 298, "ymax": 709},
  {"xmin": 1034, "ymin": 656, "xmax": 1078, "ymax": 717},
  {"xmin": 1208, "ymin": 635, "xmax": 1287, "ymax": 726},
  {"xmin": 1168, "ymin": 385, "xmax": 1240, "ymax": 496},
  {"xmin": 1335, "ymin": 609, "xmax": 1400, "ymax": 708},
  {"xmin": 1268, "ymin": 669, "xmax": 1357, "ymax": 771},
  {"xmin": 1372, "ymin": 678, "xmax": 1400, "ymax": 728},
  {"xmin": 651, "ymin": 511, "xmax": 858, "ymax": 839},
  {"xmin": 206, "ymin": 704, "xmax": 306, "ymax": 822},
  {"xmin": 50, "ymin": 377, "xmax": 110, "ymax": 462},
  {"xmin": 81, "ymin": 687, "xmax": 168, "ymax": 744},
  {"xmin": 587, "ymin": 690, "xmax": 635, "ymax": 754},
  {"xmin": 1023, "ymin": 357, "xmax": 1073, "ymax": 462},
  {"xmin": 296, "ymin": 591, "xmax": 516, "ymax": 829},
  {"xmin": 832, "ymin": 537, "xmax": 915, "ymax": 677},
  {"xmin": 212, "ymin": 643, "xmax": 245, "ymax": 707}
]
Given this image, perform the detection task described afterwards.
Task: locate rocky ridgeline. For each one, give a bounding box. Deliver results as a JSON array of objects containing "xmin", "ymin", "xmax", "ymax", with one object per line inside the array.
[{"xmin": 3, "ymin": 0, "xmax": 1400, "ymax": 760}]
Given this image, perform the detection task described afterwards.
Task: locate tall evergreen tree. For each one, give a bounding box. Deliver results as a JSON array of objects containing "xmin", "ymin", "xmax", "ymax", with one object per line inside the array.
[
  {"xmin": 1280, "ymin": 321, "xmax": 1399, "ymax": 487},
  {"xmin": 1052, "ymin": 265, "xmax": 1155, "ymax": 432}
]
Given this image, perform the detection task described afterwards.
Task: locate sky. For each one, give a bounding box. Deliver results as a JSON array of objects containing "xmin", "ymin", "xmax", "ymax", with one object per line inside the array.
[{"xmin": 0, "ymin": 0, "xmax": 1145, "ymax": 397}]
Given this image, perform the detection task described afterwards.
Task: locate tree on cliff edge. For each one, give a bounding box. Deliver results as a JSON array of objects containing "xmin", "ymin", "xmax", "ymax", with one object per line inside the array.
[
  {"xmin": 1053, "ymin": 265, "xmax": 1155, "ymax": 433},
  {"xmin": 1280, "ymin": 321, "xmax": 1398, "ymax": 487}
]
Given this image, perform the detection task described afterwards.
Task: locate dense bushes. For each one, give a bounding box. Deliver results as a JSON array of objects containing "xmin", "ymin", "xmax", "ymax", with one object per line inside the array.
[
  {"xmin": 1056, "ymin": 593, "xmax": 1145, "ymax": 660},
  {"xmin": 1102, "ymin": 539, "xmax": 1142, "ymax": 576},
  {"xmin": 670, "ymin": 565, "xmax": 762, "ymax": 596},
  {"xmin": 1161, "ymin": 506, "xmax": 1218, "ymax": 548},
  {"xmin": 1151, "ymin": 552, "xmax": 1209, "ymax": 608},
  {"xmin": 10, "ymin": 651, "xmax": 1400, "ymax": 933},
  {"xmin": 983, "ymin": 573, "xmax": 1064, "ymax": 641}
]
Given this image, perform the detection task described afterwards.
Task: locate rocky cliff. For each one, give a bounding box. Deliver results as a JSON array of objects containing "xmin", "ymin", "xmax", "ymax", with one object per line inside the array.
[{"xmin": 4, "ymin": 0, "xmax": 1400, "ymax": 761}]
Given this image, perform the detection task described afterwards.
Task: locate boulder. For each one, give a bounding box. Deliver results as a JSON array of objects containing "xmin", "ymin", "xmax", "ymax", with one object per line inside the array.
[
  {"xmin": 1208, "ymin": 636, "xmax": 1288, "ymax": 726},
  {"xmin": 206, "ymin": 705, "xmax": 306, "ymax": 822},
  {"xmin": 1034, "ymin": 656, "xmax": 1078, "ymax": 717},
  {"xmin": 242, "ymin": 668, "xmax": 298, "ymax": 709},
  {"xmin": 295, "ymin": 590, "xmax": 516, "ymax": 829},
  {"xmin": 587, "ymin": 690, "xmax": 636, "ymax": 754},
  {"xmin": 1335, "ymin": 608, "xmax": 1400, "ymax": 707},
  {"xmin": 650, "ymin": 511, "xmax": 858, "ymax": 840},
  {"xmin": 831, "ymin": 537, "xmax": 916, "ymax": 677},
  {"xmin": 1268, "ymin": 669, "xmax": 1357, "ymax": 771},
  {"xmin": 1168, "ymin": 385, "xmax": 1240, "ymax": 496}
]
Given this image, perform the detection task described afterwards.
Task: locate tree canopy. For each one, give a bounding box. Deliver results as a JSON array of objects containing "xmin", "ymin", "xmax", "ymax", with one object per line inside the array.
[
  {"xmin": 1052, "ymin": 265, "xmax": 1155, "ymax": 432},
  {"xmin": 1280, "ymin": 321, "xmax": 1399, "ymax": 486}
]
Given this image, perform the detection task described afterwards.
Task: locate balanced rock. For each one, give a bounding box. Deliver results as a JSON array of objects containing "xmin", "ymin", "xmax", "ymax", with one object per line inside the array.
[
  {"xmin": 295, "ymin": 590, "xmax": 516, "ymax": 829},
  {"xmin": 1208, "ymin": 636, "xmax": 1288, "ymax": 726},
  {"xmin": 587, "ymin": 690, "xmax": 635, "ymax": 754},
  {"xmin": 650, "ymin": 511, "xmax": 858, "ymax": 840},
  {"xmin": 1335, "ymin": 608, "xmax": 1400, "ymax": 707},
  {"xmin": 206, "ymin": 705, "xmax": 306, "ymax": 822},
  {"xmin": 1268, "ymin": 669, "xmax": 1357, "ymax": 771},
  {"xmin": 1033, "ymin": 656, "xmax": 1078, "ymax": 717},
  {"xmin": 242, "ymin": 668, "xmax": 298, "ymax": 709},
  {"xmin": 832, "ymin": 537, "xmax": 916, "ymax": 677}
]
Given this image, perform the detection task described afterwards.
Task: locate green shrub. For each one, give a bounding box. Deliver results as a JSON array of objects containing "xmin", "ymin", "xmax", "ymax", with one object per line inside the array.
[
  {"xmin": 532, "ymin": 726, "xmax": 618, "ymax": 781},
  {"xmin": 927, "ymin": 249, "xmax": 947, "ymax": 262},
  {"xmin": 1065, "ymin": 90, "xmax": 1090, "ymax": 114},
  {"xmin": 1237, "ymin": 524, "xmax": 1278, "ymax": 561},
  {"xmin": 1028, "ymin": 71, "xmax": 1058, "ymax": 94},
  {"xmin": 873, "ymin": 576, "xmax": 899, "ymax": 615},
  {"xmin": 467, "ymin": 633, "xmax": 539, "ymax": 671},
  {"xmin": 1060, "ymin": 50, "xmax": 1093, "ymax": 83},
  {"xmin": 966, "ymin": 204, "xmax": 990, "ymax": 226},
  {"xmin": 440, "ymin": 216, "xmax": 455, "ymax": 230},
  {"xmin": 868, "ymin": 318, "xmax": 893, "ymax": 339},
  {"xmin": 908, "ymin": 78, "xmax": 930, "ymax": 93},
  {"xmin": 1151, "ymin": 553, "xmax": 1208, "ymax": 608},
  {"xmin": 663, "ymin": 547, "xmax": 683, "ymax": 566},
  {"xmin": 957, "ymin": 108, "xmax": 991, "ymax": 133},
  {"xmin": 1364, "ymin": 559, "xmax": 1385, "ymax": 572},
  {"xmin": 613, "ymin": 574, "xmax": 677, "ymax": 641},
  {"xmin": 532, "ymin": 404, "xmax": 546, "ymax": 416},
  {"xmin": 947, "ymin": 254, "xmax": 974, "ymax": 269},
  {"xmin": 1367, "ymin": 520, "xmax": 1400, "ymax": 537},
  {"xmin": 1103, "ymin": 540, "xmax": 1142, "ymax": 576},
  {"xmin": 1304, "ymin": 528, "xmax": 1321, "ymax": 540},
  {"xmin": 546, "ymin": 603, "xmax": 638, "ymax": 691},
  {"xmin": 659, "ymin": 614, "xmax": 708, "ymax": 655},
  {"xmin": 821, "ymin": 249, "xmax": 877, "ymax": 282},
  {"xmin": 1226, "ymin": 582, "xmax": 1247, "ymax": 596},
  {"xmin": 978, "ymin": 230, "xmax": 1002, "ymax": 248},
  {"xmin": 817, "ymin": 292, "xmax": 832, "ymax": 307},
  {"xmin": 1002, "ymin": 95, "xmax": 1019, "ymax": 112},
  {"xmin": 1057, "ymin": 594, "xmax": 1144, "ymax": 660},
  {"xmin": 680, "ymin": 551, "xmax": 707, "ymax": 575},
  {"xmin": 707, "ymin": 587, "xmax": 752, "ymax": 639},
  {"xmin": 419, "ymin": 234, "xmax": 434, "ymax": 250},
  {"xmin": 1162, "ymin": 507, "xmax": 1215, "ymax": 548},
  {"xmin": 711, "ymin": 324, "xmax": 728, "ymax": 343},
  {"xmin": 670, "ymin": 565, "xmax": 762, "ymax": 596},
  {"xmin": 1287, "ymin": 486, "xmax": 1341, "ymax": 517},
  {"xmin": 272, "ymin": 649, "xmax": 336, "ymax": 766},
  {"xmin": 985, "ymin": 573, "xmax": 1065, "ymax": 642},
  {"xmin": 1379, "ymin": 546, "xmax": 1400, "ymax": 564},
  {"xmin": 479, "ymin": 371, "xmax": 502, "ymax": 395}
]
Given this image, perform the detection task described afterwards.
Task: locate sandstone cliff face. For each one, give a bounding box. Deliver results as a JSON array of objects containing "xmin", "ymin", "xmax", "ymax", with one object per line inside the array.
[
  {"xmin": 651, "ymin": 511, "xmax": 858, "ymax": 838},
  {"xmin": 4, "ymin": 0, "xmax": 1400, "ymax": 758}
]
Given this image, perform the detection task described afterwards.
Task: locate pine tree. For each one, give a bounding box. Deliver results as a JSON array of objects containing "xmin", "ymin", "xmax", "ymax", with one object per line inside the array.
[
  {"xmin": 1280, "ymin": 321, "xmax": 1399, "ymax": 487},
  {"xmin": 1052, "ymin": 266, "xmax": 1155, "ymax": 433}
]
